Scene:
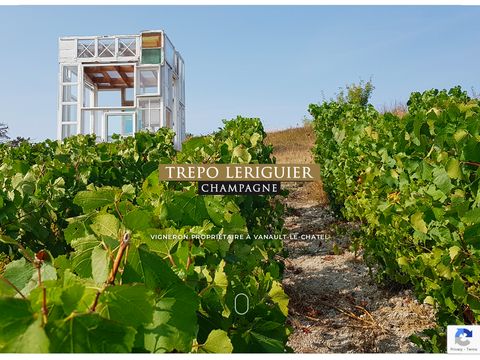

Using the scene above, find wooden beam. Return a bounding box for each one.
[118,65,134,73]
[91,76,107,83]
[115,66,129,87]
[84,66,118,73]
[101,70,112,85]
[85,65,134,74]
[97,85,129,90]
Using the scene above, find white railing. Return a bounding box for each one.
[76,36,139,60]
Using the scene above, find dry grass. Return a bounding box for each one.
[266,125,316,164]
[381,102,408,118]
[266,125,328,205]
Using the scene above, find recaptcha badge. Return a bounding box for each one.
[447,325,480,354]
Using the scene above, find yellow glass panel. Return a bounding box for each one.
[142,33,162,49]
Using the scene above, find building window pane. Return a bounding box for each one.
[83,85,94,107]
[165,36,175,67]
[142,33,162,49]
[138,109,148,130]
[138,68,159,95]
[138,98,161,130]
[63,66,78,83]
[119,37,137,57]
[81,111,92,135]
[62,85,78,102]
[150,109,161,129]
[62,124,77,138]
[77,39,95,58]
[93,111,102,139]
[106,114,134,141]
[62,105,77,122]
[98,39,115,57]
[166,108,172,128]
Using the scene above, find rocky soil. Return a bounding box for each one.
[280,181,436,353]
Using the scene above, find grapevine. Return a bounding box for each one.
[0,117,290,353]
[310,87,480,352]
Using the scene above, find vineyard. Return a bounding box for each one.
[1,87,479,353]
[0,117,289,353]
[310,87,480,352]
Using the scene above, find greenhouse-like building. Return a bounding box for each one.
[57,30,185,149]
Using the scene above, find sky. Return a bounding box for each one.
[0,5,479,141]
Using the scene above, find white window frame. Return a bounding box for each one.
[58,64,80,139]
[136,65,161,97]
[137,97,162,131]
[73,35,140,62]
[102,111,136,141]
[81,63,137,110]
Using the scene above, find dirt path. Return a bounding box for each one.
[281,181,435,353]
[266,126,435,353]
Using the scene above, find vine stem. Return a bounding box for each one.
[462,161,480,167]
[198,284,213,297]
[114,200,124,222]
[186,238,193,270]
[90,232,130,312]
[107,234,129,285]
[167,254,176,267]
[35,262,48,325]
[0,275,26,299]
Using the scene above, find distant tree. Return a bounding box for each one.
[0,122,8,141]
[336,78,375,107]
[8,136,30,148]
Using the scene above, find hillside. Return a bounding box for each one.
[266,125,326,205]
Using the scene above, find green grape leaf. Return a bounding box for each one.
[213,260,228,297]
[446,158,461,179]
[460,208,480,225]
[139,228,181,258]
[250,331,285,353]
[73,187,117,212]
[199,329,233,353]
[3,318,49,353]
[0,297,36,351]
[231,145,252,163]
[2,258,34,296]
[0,234,17,245]
[142,283,199,353]
[122,243,179,289]
[453,129,468,142]
[268,281,289,317]
[3,259,56,297]
[60,271,97,314]
[423,296,435,306]
[91,246,110,285]
[250,132,262,147]
[90,213,120,239]
[97,284,154,327]
[449,246,461,261]
[124,209,152,231]
[411,212,428,234]
[432,167,452,194]
[64,221,88,244]
[452,276,467,300]
[205,197,247,232]
[71,235,100,278]
[165,191,208,226]
[47,313,136,353]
